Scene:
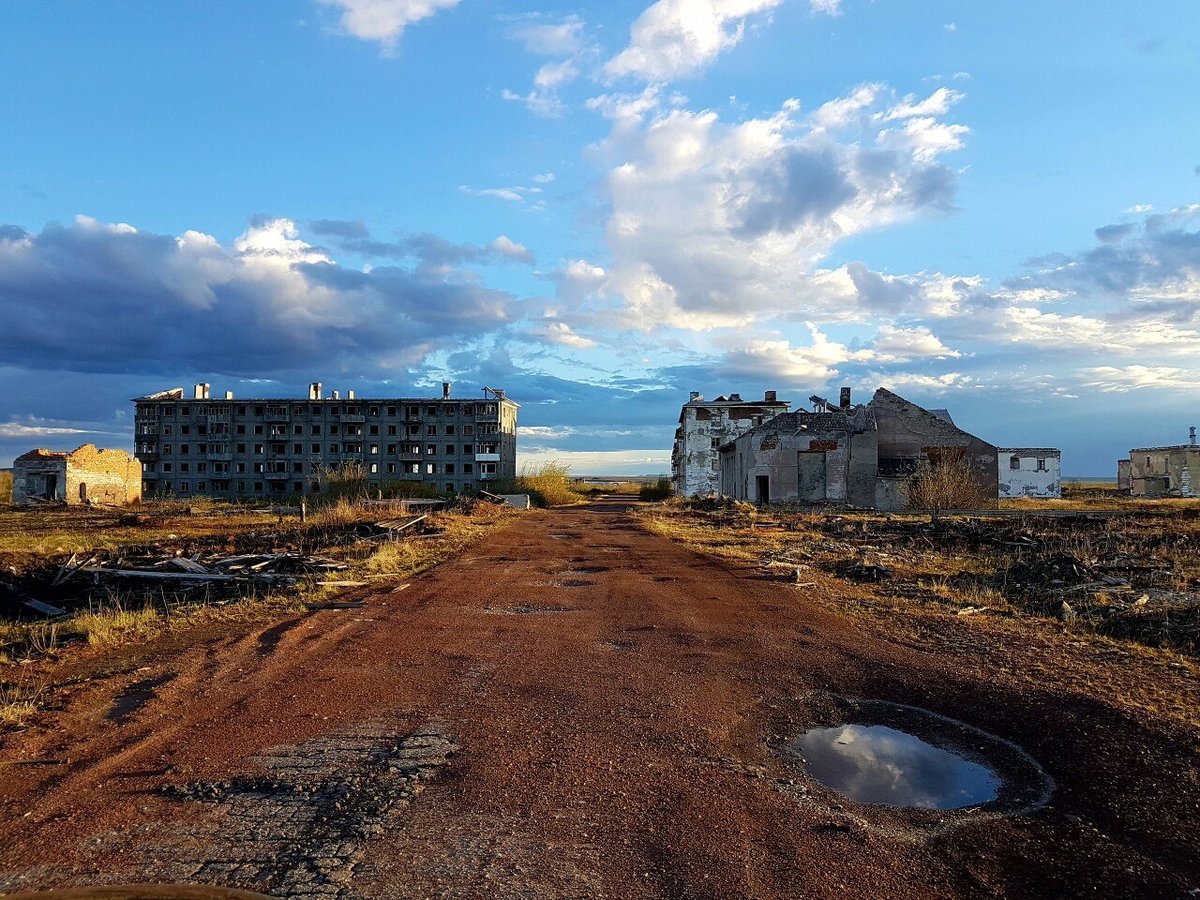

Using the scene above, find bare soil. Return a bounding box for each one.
[0,497,1197,898]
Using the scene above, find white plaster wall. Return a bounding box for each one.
[679,408,766,497]
[998,453,1062,498]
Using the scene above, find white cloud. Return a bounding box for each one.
[1082,365,1200,393]
[317,0,459,53]
[810,0,842,13]
[864,325,961,363]
[507,16,585,55]
[526,321,598,349]
[604,0,783,83]
[531,172,557,183]
[459,184,543,204]
[591,85,969,328]
[0,422,96,439]
[487,235,534,264]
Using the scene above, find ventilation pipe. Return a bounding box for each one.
[1191,426,1197,447]
[443,382,451,400]
[764,390,777,403]
[347,389,356,400]
[309,382,323,401]
[840,387,852,409]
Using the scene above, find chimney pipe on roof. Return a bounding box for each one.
[347,389,355,400]
[309,382,323,401]
[764,390,777,403]
[194,383,209,400]
[443,382,451,400]
[840,387,852,409]
[224,391,234,400]
[690,391,701,402]
[1191,426,1197,447]
[332,390,340,401]
[729,393,742,402]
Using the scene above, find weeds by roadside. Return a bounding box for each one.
[496,462,587,507]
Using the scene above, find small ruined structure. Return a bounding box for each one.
[998,448,1062,498]
[1127,428,1198,497]
[12,444,141,506]
[716,387,999,510]
[134,382,518,499]
[671,390,789,497]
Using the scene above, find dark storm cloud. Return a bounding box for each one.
[0,217,516,379]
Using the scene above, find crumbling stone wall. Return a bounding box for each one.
[675,403,786,496]
[719,409,877,506]
[12,453,68,504]
[12,444,140,506]
[65,444,141,505]
[869,388,999,511]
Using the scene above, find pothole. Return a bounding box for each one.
[790,724,999,809]
[109,674,173,721]
[775,696,1053,827]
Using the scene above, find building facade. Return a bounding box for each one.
[998,448,1062,498]
[133,382,518,499]
[671,391,789,497]
[1128,431,1198,497]
[12,444,141,506]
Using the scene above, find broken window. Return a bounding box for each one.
[1036,458,1047,471]
[236,425,246,435]
[180,444,190,455]
[178,481,189,493]
[330,425,339,435]
[311,443,320,454]
[1010,456,1021,470]
[292,462,303,473]
[197,462,207,473]
[426,444,436,455]
[311,425,321,435]
[293,425,303,435]
[369,406,379,416]
[386,406,397,416]
[369,445,379,455]
[387,463,396,474]
[254,425,264,435]
[427,406,437,416]
[446,425,456,435]
[235,463,246,473]
[162,463,172,473]
[426,425,437,436]
[369,425,379,436]
[370,463,378,474]
[293,443,302,454]
[463,463,473,474]
[463,424,473,436]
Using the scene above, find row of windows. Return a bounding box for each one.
[145,466,499,496]
[140,442,499,458]
[1008,457,1050,471]
[137,422,496,439]
[143,402,500,418]
[144,460,494,476]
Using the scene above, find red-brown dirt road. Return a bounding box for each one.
[1,498,1197,898]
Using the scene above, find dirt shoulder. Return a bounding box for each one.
[0,498,1196,898]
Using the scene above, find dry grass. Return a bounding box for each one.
[0,675,44,727]
[0,471,12,505]
[641,500,1200,655]
[502,462,587,507]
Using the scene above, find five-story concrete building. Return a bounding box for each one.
[133,382,517,499]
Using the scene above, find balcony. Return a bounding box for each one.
[475,452,501,463]
[340,414,366,424]
[264,470,291,481]
[135,448,160,461]
[478,472,498,481]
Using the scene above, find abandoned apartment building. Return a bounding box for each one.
[1124,427,1199,497]
[671,390,791,496]
[133,382,518,499]
[11,444,141,506]
[998,448,1062,499]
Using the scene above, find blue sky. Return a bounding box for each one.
[0,0,1197,475]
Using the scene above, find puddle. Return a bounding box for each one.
[778,698,1053,820]
[790,724,1000,809]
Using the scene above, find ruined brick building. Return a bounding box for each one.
[12,444,141,506]
[133,383,518,499]
[1126,428,1198,497]
[671,391,790,496]
[709,387,999,510]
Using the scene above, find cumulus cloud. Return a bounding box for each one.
[0,216,514,378]
[459,183,544,206]
[591,84,968,328]
[524,321,598,349]
[604,0,783,83]
[318,0,459,53]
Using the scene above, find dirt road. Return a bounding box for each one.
[1,498,1196,898]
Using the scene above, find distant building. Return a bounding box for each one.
[671,390,789,497]
[1117,459,1131,492]
[12,444,141,506]
[133,382,518,499]
[716,387,999,511]
[1127,428,1198,497]
[998,449,1062,499]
